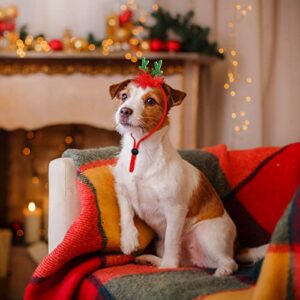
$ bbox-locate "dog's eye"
[145,97,156,106]
[120,93,128,101]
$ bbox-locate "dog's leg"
[116,184,139,255]
[160,206,187,268]
[156,238,164,257]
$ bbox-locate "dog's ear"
[109,79,132,99]
[163,83,186,107]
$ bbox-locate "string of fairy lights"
[22,128,82,190]
[219,0,253,136]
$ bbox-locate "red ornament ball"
[166,40,182,52]
[49,39,63,51]
[150,39,165,52]
[119,9,132,26]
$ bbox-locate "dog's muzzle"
[119,107,133,126]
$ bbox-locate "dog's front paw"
[159,258,179,269]
[121,226,139,255]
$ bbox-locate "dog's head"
[109,79,186,135]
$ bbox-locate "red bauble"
[0,21,15,33]
[49,39,63,51]
[5,21,15,32]
[166,40,182,52]
[0,21,6,33]
[150,39,165,52]
[119,9,132,26]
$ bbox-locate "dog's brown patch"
[187,172,224,222]
[109,79,132,99]
[141,88,170,132]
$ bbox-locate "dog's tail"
[235,244,269,264]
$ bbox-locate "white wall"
[1,0,299,148]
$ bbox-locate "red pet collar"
[129,58,168,173]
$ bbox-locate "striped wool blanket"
[25,143,300,300]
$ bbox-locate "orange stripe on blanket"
[252,252,290,300]
[78,158,117,173]
[197,286,255,300]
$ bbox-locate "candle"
[23,201,42,244]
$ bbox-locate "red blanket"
[25,143,300,300]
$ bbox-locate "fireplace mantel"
[0,51,218,148]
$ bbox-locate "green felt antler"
[138,57,150,72]
[151,60,163,77]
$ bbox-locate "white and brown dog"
[110,78,267,276]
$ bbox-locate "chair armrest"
[48,158,81,253]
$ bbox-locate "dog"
[110,77,268,276]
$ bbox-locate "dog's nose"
[120,107,133,116]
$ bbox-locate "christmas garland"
[146,8,224,58]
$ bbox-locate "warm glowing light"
[231,112,237,119]
[131,56,138,63]
[245,96,252,102]
[136,50,143,58]
[65,136,73,144]
[228,72,235,83]
[25,35,33,46]
[232,60,238,67]
[28,202,36,212]
[152,3,159,11]
[108,18,116,26]
[125,52,132,60]
[247,5,253,11]
[23,147,31,156]
[234,125,241,132]
[241,10,247,15]
[242,125,248,131]
[32,176,40,185]
[16,39,24,47]
[240,111,245,117]
[245,119,250,125]
[139,17,146,23]
[129,38,139,46]
[230,50,237,56]
[235,4,241,10]
[246,77,252,83]
[230,91,236,97]
[218,47,225,54]
[88,44,96,51]
[224,83,230,90]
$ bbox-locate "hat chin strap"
[129,85,168,173]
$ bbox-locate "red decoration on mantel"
[150,39,165,52]
[119,9,132,26]
[49,39,63,51]
[166,40,182,52]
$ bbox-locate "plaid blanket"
[24,143,300,300]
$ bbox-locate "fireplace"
[0,125,120,228]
